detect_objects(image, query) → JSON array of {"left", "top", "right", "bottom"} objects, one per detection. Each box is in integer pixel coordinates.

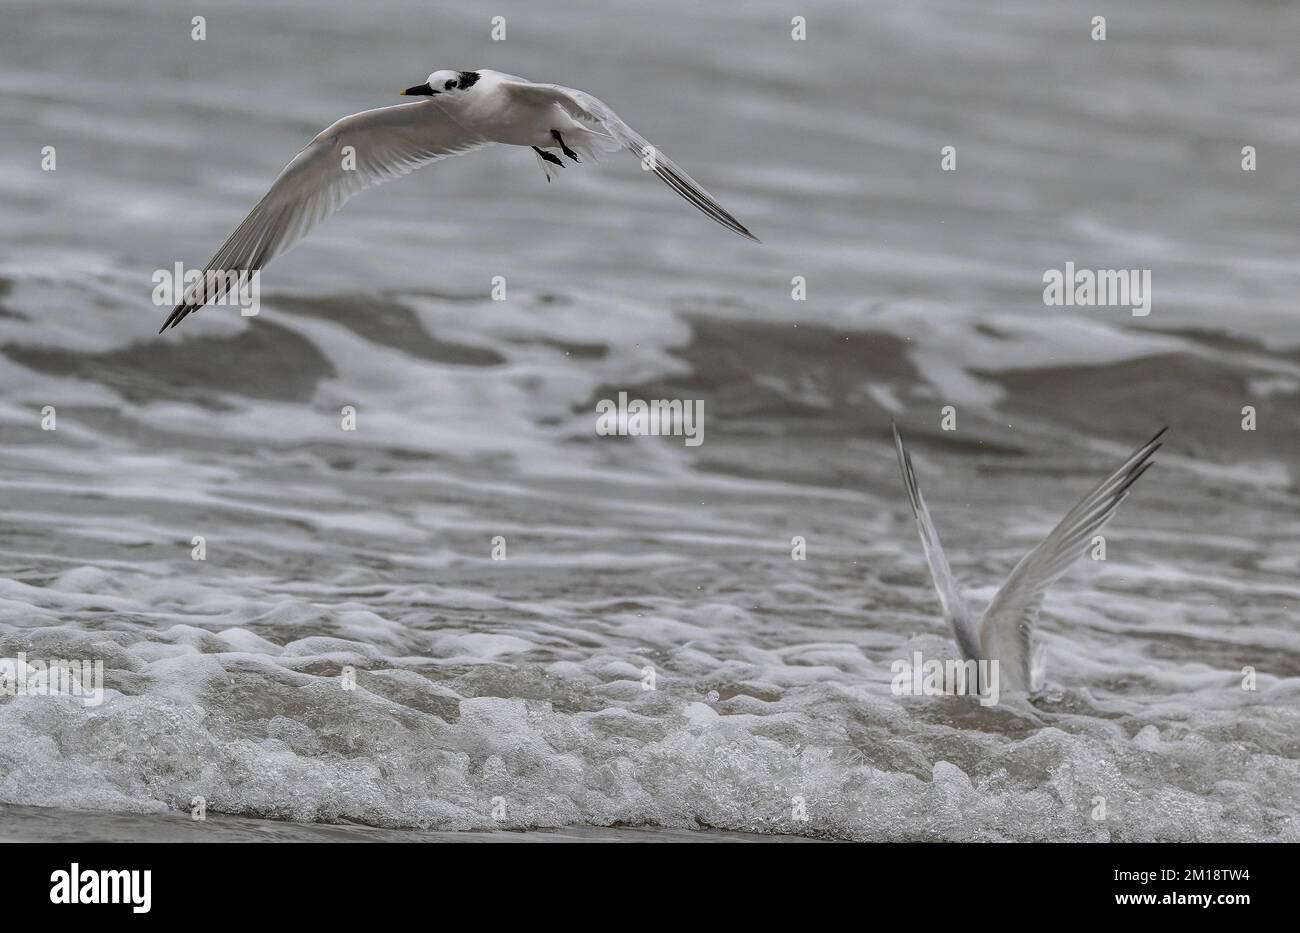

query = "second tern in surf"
[
  {"left": 892, "top": 424, "right": 1166, "bottom": 695},
  {"left": 159, "top": 68, "right": 758, "bottom": 332}
]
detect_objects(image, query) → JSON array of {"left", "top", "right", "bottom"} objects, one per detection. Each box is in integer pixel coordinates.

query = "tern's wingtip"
[{"left": 891, "top": 421, "right": 907, "bottom": 452}]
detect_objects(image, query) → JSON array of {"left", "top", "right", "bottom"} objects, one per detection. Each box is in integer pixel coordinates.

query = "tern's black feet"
[
  {"left": 533, "top": 146, "right": 564, "bottom": 167},
  {"left": 551, "top": 130, "right": 581, "bottom": 163}
]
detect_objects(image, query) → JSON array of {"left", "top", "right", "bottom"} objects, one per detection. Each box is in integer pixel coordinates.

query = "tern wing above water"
[
  {"left": 977, "top": 428, "right": 1166, "bottom": 693},
  {"left": 501, "top": 79, "right": 759, "bottom": 242},
  {"left": 892, "top": 424, "right": 980, "bottom": 662},
  {"left": 159, "top": 101, "right": 493, "bottom": 331}
]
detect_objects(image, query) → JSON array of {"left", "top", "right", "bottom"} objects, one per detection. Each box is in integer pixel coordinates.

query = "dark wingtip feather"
[
  {"left": 651, "top": 162, "right": 759, "bottom": 243},
  {"left": 158, "top": 302, "right": 194, "bottom": 333},
  {"left": 1119, "top": 459, "right": 1156, "bottom": 496},
  {"left": 891, "top": 422, "right": 922, "bottom": 518},
  {"left": 1143, "top": 425, "right": 1169, "bottom": 448}
]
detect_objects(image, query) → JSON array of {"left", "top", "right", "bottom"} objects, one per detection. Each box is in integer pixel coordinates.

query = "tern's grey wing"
[
  {"left": 160, "top": 101, "right": 492, "bottom": 331},
  {"left": 978, "top": 428, "right": 1166, "bottom": 692},
  {"left": 892, "top": 424, "right": 979, "bottom": 660},
  {"left": 501, "top": 80, "right": 759, "bottom": 242}
]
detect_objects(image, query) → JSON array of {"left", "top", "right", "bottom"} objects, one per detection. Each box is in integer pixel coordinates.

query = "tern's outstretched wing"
[
  {"left": 892, "top": 424, "right": 980, "bottom": 662},
  {"left": 159, "top": 101, "right": 492, "bottom": 331},
  {"left": 978, "top": 428, "right": 1166, "bottom": 692},
  {"left": 501, "top": 80, "right": 759, "bottom": 242}
]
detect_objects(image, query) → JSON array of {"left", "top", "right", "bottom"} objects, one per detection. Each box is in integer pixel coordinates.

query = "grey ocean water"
[{"left": 0, "top": 0, "right": 1298, "bottom": 840}]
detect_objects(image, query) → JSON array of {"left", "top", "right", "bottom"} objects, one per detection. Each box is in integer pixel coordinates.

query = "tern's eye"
[{"left": 444, "top": 80, "right": 457, "bottom": 90}]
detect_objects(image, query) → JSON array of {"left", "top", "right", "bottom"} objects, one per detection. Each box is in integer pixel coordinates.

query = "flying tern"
[{"left": 158, "top": 69, "right": 758, "bottom": 332}]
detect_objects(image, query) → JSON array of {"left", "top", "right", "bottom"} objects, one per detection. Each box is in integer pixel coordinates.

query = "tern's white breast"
[{"left": 456, "top": 80, "right": 559, "bottom": 148}]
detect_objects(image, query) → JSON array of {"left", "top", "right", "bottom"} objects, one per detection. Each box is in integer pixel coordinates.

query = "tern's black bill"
[{"left": 401, "top": 83, "right": 437, "bottom": 96}]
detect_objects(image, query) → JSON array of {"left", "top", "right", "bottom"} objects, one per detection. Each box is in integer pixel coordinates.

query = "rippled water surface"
[{"left": 0, "top": 0, "right": 1297, "bottom": 841}]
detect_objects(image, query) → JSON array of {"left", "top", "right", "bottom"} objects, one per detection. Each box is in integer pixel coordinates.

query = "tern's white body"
[{"left": 444, "top": 70, "right": 590, "bottom": 148}]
